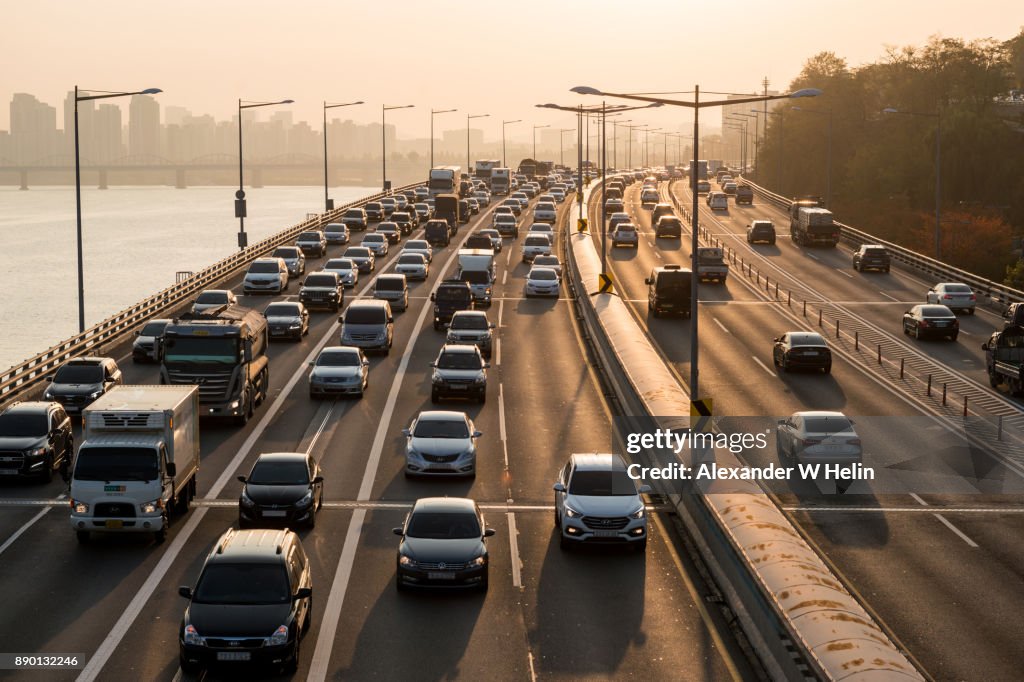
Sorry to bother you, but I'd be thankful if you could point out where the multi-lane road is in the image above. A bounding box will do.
[0,190,756,681]
[585,175,1024,681]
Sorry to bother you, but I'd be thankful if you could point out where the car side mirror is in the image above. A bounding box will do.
[401,428,411,437]
[473,431,483,438]
[134,330,141,336]
[237,475,247,483]
[981,343,989,351]
[644,278,652,285]
[45,375,53,382]
[429,362,436,368]
[430,293,436,301]
[178,586,192,599]
[392,527,404,536]
[484,528,496,537]
[165,462,176,478]
[294,587,312,600]
[553,482,566,492]
[363,359,370,366]
[639,484,652,494]
[312,476,324,484]
[772,337,779,343]
[777,419,786,426]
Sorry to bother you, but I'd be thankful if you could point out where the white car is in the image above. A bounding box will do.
[362,233,389,256]
[640,188,659,204]
[776,411,862,492]
[525,266,560,297]
[473,190,491,206]
[533,255,562,279]
[402,239,433,263]
[554,453,651,551]
[243,257,289,294]
[191,289,238,314]
[707,191,728,211]
[926,282,976,314]
[521,233,552,262]
[611,222,639,248]
[308,346,369,399]
[394,253,429,281]
[533,202,557,223]
[527,222,553,237]
[549,188,566,203]
[322,258,358,288]
[403,410,482,478]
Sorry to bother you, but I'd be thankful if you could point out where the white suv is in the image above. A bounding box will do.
[243,257,289,294]
[553,453,651,551]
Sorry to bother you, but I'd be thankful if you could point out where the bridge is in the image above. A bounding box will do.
[1,170,1022,681]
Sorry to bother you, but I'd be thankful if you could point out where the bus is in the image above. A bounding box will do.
[474,160,501,185]
[428,166,461,197]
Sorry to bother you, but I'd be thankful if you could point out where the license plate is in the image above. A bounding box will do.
[803,351,819,356]
[449,385,466,390]
[263,510,287,517]
[271,330,285,335]
[105,519,123,529]
[0,469,19,475]
[217,652,251,662]
[428,572,456,580]
[593,530,619,538]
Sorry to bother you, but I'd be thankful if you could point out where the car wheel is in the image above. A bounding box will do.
[950,333,959,342]
[40,453,54,483]
[559,532,571,551]
[153,525,167,544]
[284,635,300,674]
[823,363,832,375]
[179,654,202,676]
[479,390,487,404]
[634,537,648,553]
[780,357,789,372]
[903,323,910,335]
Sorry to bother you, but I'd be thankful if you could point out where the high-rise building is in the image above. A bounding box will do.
[129,94,160,158]
[10,93,58,164]
[94,104,123,162]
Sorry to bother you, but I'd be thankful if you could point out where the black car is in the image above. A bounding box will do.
[852,245,892,273]
[746,220,776,245]
[655,215,683,238]
[903,304,959,341]
[772,332,832,373]
[425,219,451,247]
[299,272,343,312]
[364,202,385,222]
[457,200,471,224]
[735,184,754,205]
[238,452,324,528]
[431,281,474,330]
[645,265,692,318]
[391,211,416,235]
[178,528,312,675]
[393,497,495,592]
[43,357,123,416]
[0,401,73,481]
[375,222,402,244]
[264,302,310,340]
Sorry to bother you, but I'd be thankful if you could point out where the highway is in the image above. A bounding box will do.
[585,175,1024,681]
[0,189,755,681]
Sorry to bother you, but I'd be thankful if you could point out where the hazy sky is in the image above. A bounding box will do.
[3,0,1021,139]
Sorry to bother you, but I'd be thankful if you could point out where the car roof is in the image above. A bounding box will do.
[65,356,108,366]
[569,452,626,471]
[786,332,828,346]
[254,452,309,464]
[528,266,558,276]
[2,401,55,415]
[209,528,296,563]
[416,410,469,422]
[377,274,406,282]
[452,310,487,318]
[411,497,477,514]
[319,345,361,356]
[348,299,389,309]
[792,411,847,419]
[440,343,480,354]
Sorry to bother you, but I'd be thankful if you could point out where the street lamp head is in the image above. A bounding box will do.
[141,88,162,95]
[790,88,822,99]
[282,99,294,104]
[570,86,603,96]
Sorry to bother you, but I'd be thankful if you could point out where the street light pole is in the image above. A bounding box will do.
[467,113,489,175]
[323,100,363,212]
[73,85,162,332]
[533,124,549,160]
[501,119,520,168]
[238,98,294,252]
[382,104,414,192]
[430,107,457,170]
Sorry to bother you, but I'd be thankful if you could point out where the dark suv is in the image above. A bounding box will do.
[43,357,122,416]
[431,281,474,330]
[852,245,892,273]
[0,401,73,481]
[178,529,312,675]
[365,202,385,222]
[746,220,776,245]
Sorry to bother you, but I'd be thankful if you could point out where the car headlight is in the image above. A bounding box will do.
[473,375,486,385]
[183,624,206,647]
[139,498,164,515]
[240,491,256,507]
[434,305,441,314]
[628,507,645,520]
[43,389,53,400]
[457,448,475,460]
[87,390,103,399]
[71,500,89,514]
[265,625,289,647]
[295,490,314,507]
[470,556,486,567]
[289,322,301,329]
[399,555,418,567]
[27,447,47,458]
[563,505,582,518]
[432,372,443,385]
[230,400,240,409]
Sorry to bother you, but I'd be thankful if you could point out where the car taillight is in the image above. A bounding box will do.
[969,294,976,300]
[943,294,953,300]
[801,438,821,446]
[847,439,861,446]
[919,320,929,327]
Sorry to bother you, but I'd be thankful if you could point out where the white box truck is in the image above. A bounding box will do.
[70,385,200,544]
[457,249,496,307]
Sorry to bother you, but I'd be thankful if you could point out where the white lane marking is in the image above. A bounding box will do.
[836,268,855,279]
[498,383,508,453]
[654,251,663,259]
[713,318,730,334]
[506,248,512,266]
[502,270,507,285]
[307,236,466,682]
[933,513,979,547]
[304,403,336,457]
[752,356,776,376]
[909,493,929,506]
[807,253,820,261]
[879,291,901,302]
[498,298,504,327]
[528,650,538,682]
[507,512,522,588]
[494,337,501,366]
[0,492,66,558]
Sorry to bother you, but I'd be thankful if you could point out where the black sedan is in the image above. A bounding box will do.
[903,304,959,341]
[238,453,324,529]
[772,332,832,373]
[263,302,309,341]
[393,497,495,592]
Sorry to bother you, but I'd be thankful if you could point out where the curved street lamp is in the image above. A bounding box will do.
[237,98,294,250]
[382,104,415,191]
[323,100,363,211]
[501,120,521,168]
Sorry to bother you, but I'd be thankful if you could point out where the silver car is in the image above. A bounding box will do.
[554,453,651,551]
[374,274,409,312]
[342,246,375,274]
[532,255,562,279]
[308,346,369,399]
[403,240,433,263]
[926,282,976,314]
[324,223,350,245]
[271,246,306,277]
[446,310,495,358]
[402,410,482,478]
[394,253,429,281]
[191,289,238,314]
[362,233,389,257]
[323,258,358,288]
[776,411,862,492]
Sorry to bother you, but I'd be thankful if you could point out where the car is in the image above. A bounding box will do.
[264,301,309,340]
[926,282,976,314]
[776,412,862,492]
[322,257,358,288]
[299,271,343,311]
[391,212,415,235]
[525,266,560,297]
[414,186,430,201]
[243,257,289,294]
[467,197,480,215]
[494,214,519,238]
[735,184,754,205]
[323,222,351,245]
[295,230,327,257]
[696,180,711,193]
[527,222,553,237]
[374,274,409,311]
[772,332,832,373]
[403,239,433,263]
[237,452,324,528]
[43,357,122,415]
[362,233,390,256]
[393,497,495,591]
[392,194,409,211]
[549,188,566,203]
[607,212,631,231]
[465,234,495,252]
[645,264,692,318]
[425,219,451,247]
[458,199,472,223]
[640,188,660,205]
[177,528,312,675]
[341,208,368,232]
[402,410,482,477]
[380,197,398,217]
[431,281,475,330]
[340,300,393,354]
[394,252,429,281]
[707,191,728,210]
[477,229,503,252]
[308,346,370,398]
[521,233,552,262]
[553,453,651,551]
[342,246,375,273]
[271,246,306,277]
[446,310,495,358]
[651,203,675,224]
[611,222,639,248]
[413,202,432,222]
[364,202,385,222]
[534,202,557,223]
[511,191,530,207]
[473,190,491,206]
[533,254,562,279]
[604,197,624,213]
[375,222,401,244]
[655,215,683,238]
[431,344,489,403]
[191,289,238,315]
[502,198,522,216]
[746,220,776,244]
[132,318,171,363]
[0,400,73,481]
[723,181,738,195]
[493,205,515,220]
[518,184,537,199]
[1002,302,1024,329]
[852,245,892,272]
[902,304,959,341]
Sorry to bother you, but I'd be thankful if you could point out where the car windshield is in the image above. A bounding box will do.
[265,304,301,317]
[0,412,48,437]
[406,511,481,539]
[326,259,353,270]
[193,564,290,605]
[378,224,397,232]
[73,447,158,482]
[450,315,487,330]
[317,351,360,367]
[163,337,239,364]
[407,241,429,250]
[140,322,168,337]
[377,279,404,291]
[414,204,428,211]
[944,285,972,294]
[54,365,103,383]
[304,275,335,287]
[617,225,636,233]
[345,210,363,218]
[412,419,469,439]
[272,249,298,258]
[345,249,370,258]
[399,255,425,265]
[437,352,481,369]
[299,233,320,241]
[530,270,558,281]
[248,460,310,485]
[195,291,228,304]
[436,288,471,302]
[920,306,954,317]
[802,416,854,435]
[568,469,637,496]
[534,257,558,267]
[249,262,280,274]
[345,308,384,324]
[460,271,489,285]
[496,216,515,224]
[525,237,549,247]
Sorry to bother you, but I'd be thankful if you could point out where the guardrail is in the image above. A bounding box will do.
[742,178,1024,308]
[0,183,423,409]
[565,179,925,681]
